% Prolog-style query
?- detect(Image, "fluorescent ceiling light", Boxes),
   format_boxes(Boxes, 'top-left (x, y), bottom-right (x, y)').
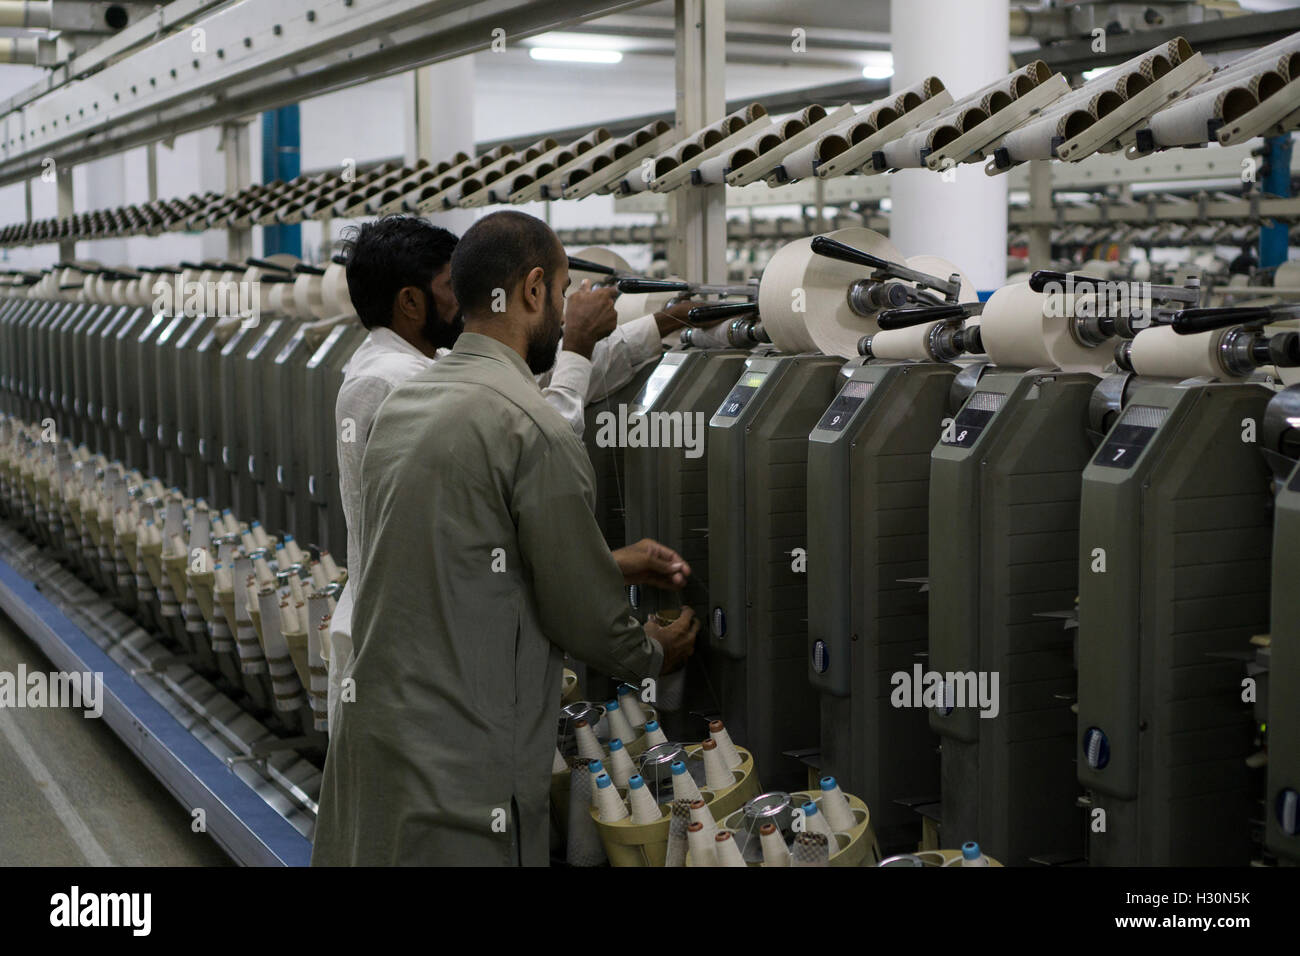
top-left (524, 31), bottom-right (630, 51)
top-left (530, 47), bottom-right (624, 64)
top-left (861, 51), bottom-right (894, 80)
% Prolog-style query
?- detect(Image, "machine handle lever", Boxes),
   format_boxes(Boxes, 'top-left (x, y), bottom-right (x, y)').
top-left (877, 304), bottom-right (969, 329)
top-left (687, 301), bottom-right (757, 324)
top-left (616, 278), bottom-right (691, 293)
top-left (810, 235), bottom-right (889, 271)
top-left (1171, 306), bottom-right (1274, 334)
top-left (567, 256), bottom-right (619, 276)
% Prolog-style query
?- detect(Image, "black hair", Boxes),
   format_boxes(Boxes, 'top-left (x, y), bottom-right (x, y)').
top-left (338, 215), bottom-right (458, 330)
top-left (449, 210), bottom-right (564, 319)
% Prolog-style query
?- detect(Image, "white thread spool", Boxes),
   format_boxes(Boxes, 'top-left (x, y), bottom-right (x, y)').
top-left (708, 719), bottom-right (743, 770)
top-left (607, 738), bottom-right (637, 788)
top-left (628, 775), bottom-right (662, 824)
top-left (760, 822), bottom-right (791, 867)
top-left (553, 747), bottom-right (567, 774)
top-left (605, 699), bottom-right (636, 745)
top-left (573, 719), bottom-right (604, 763)
top-left (616, 684), bottom-right (647, 727)
top-left (686, 822), bottom-right (716, 866)
top-left (819, 776), bottom-right (857, 833)
top-left (714, 831), bottom-right (748, 867)
top-left (670, 759), bottom-right (703, 803)
top-left (801, 800), bottom-right (836, 841)
top-left (758, 227), bottom-right (903, 356)
top-left (978, 282), bottom-right (1112, 372)
top-left (1127, 324), bottom-right (1241, 380)
top-left (700, 738), bottom-right (735, 790)
top-left (642, 719), bottom-right (668, 747)
top-left (593, 773), bottom-right (628, 822)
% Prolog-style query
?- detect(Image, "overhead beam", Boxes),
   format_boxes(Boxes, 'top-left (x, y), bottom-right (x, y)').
top-left (0, 0), bottom-right (654, 189)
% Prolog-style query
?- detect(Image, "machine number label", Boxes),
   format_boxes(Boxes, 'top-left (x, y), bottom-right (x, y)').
top-left (1095, 404), bottom-right (1167, 470)
top-left (816, 380), bottom-right (874, 432)
top-left (942, 408), bottom-right (994, 448)
top-left (716, 371), bottom-right (768, 419)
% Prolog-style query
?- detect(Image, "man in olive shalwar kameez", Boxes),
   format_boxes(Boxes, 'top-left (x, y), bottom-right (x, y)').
top-left (312, 211), bottom-right (700, 866)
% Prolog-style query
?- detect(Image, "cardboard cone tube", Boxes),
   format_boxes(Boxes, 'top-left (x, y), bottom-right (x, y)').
top-left (715, 831), bottom-right (748, 867)
top-left (605, 699), bottom-right (636, 743)
top-left (553, 747), bottom-right (567, 773)
top-left (319, 550), bottom-right (341, 581)
top-left (628, 775), bottom-right (662, 824)
top-left (760, 823), bottom-right (791, 867)
top-left (686, 822), bottom-right (716, 866)
top-left (708, 720), bottom-right (743, 770)
top-left (791, 832), bottom-right (830, 867)
top-left (593, 773), bottom-right (629, 822)
top-left (701, 738), bottom-right (735, 790)
top-left (670, 759), bottom-right (703, 803)
top-left (642, 719), bottom-right (668, 746)
top-left (607, 738), bottom-right (636, 788)
top-left (574, 718), bottom-right (604, 762)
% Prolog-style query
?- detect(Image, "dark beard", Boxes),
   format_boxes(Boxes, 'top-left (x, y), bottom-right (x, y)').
top-left (525, 297), bottom-right (563, 375)
top-left (422, 306), bottom-right (463, 351)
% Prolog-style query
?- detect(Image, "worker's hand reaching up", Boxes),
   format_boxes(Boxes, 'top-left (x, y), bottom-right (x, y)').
top-left (563, 280), bottom-right (618, 359)
top-left (613, 537), bottom-right (690, 590)
top-left (645, 607), bottom-right (699, 675)
top-left (652, 298), bottom-right (700, 335)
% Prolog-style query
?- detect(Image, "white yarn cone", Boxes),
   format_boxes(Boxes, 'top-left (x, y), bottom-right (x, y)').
top-left (283, 534), bottom-right (305, 565)
top-left (688, 799), bottom-right (718, 839)
top-left (961, 841), bottom-right (989, 866)
top-left (574, 719), bottom-right (604, 762)
top-left (686, 822), bottom-right (716, 866)
top-left (310, 559), bottom-right (328, 589)
top-left (670, 760), bottom-right (703, 803)
top-left (802, 801), bottom-right (835, 842)
top-left (250, 520), bottom-right (270, 549)
top-left (552, 747), bottom-right (567, 774)
top-left (320, 550), bottom-right (342, 581)
top-left (642, 720), bottom-right (668, 747)
top-left (607, 738), bottom-right (636, 788)
top-left (567, 764), bottom-right (606, 866)
top-left (606, 700), bottom-right (636, 745)
top-left (760, 823), bottom-right (791, 867)
top-left (700, 739), bottom-right (734, 790)
top-left (593, 773), bottom-right (629, 822)
top-left (714, 831), bottom-right (748, 867)
top-left (819, 776), bottom-right (856, 833)
top-left (628, 775), bottom-right (662, 824)
top-left (709, 719), bottom-right (744, 770)
top-left (586, 759), bottom-right (606, 803)
top-left (617, 684), bottom-right (648, 728)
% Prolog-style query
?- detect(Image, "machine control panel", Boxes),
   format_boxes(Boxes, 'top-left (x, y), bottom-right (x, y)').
top-left (715, 370), bottom-right (768, 418)
top-left (1094, 404), bottom-right (1168, 470)
top-left (942, 389), bottom-right (1006, 448)
top-left (816, 379), bottom-right (874, 432)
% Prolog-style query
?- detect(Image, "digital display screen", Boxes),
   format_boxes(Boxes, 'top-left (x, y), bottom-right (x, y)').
top-left (715, 370), bottom-right (768, 418)
top-left (816, 380), bottom-right (875, 432)
top-left (631, 363), bottom-right (681, 415)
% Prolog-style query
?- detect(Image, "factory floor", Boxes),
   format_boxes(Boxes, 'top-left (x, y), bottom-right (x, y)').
top-left (0, 611), bottom-right (230, 866)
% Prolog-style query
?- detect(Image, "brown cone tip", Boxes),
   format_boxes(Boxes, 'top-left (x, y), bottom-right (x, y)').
top-left (690, 799), bottom-right (706, 809)
top-left (701, 738), bottom-right (717, 750)
top-left (574, 719), bottom-right (588, 728)
top-left (688, 822), bottom-right (703, 831)
top-left (760, 823), bottom-right (776, 835)
top-left (709, 720), bottom-right (724, 732)
top-left (715, 832), bottom-right (732, 842)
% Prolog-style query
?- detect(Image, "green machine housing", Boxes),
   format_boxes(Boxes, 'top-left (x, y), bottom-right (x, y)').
top-left (807, 358), bottom-right (955, 847)
top-left (1078, 380), bottom-right (1273, 865)
top-left (1267, 427), bottom-right (1300, 864)
top-left (928, 366), bottom-right (1096, 865)
top-left (708, 351), bottom-right (845, 789)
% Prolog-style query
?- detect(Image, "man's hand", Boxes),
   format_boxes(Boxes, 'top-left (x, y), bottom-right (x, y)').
top-left (652, 298), bottom-right (699, 336)
top-left (613, 537), bottom-right (690, 590)
top-left (645, 606), bottom-right (700, 675)
top-left (563, 280), bottom-right (618, 359)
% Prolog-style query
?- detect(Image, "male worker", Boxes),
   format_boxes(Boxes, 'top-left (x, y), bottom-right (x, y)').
top-left (325, 216), bottom-right (692, 731)
top-left (312, 210), bottom-right (701, 865)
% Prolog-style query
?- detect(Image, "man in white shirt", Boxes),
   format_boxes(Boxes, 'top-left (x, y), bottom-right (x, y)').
top-left (325, 216), bottom-right (691, 731)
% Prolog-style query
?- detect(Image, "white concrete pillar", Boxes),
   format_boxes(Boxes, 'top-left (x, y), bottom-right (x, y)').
top-left (405, 56), bottom-right (476, 235)
top-left (889, 0), bottom-right (1010, 292)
